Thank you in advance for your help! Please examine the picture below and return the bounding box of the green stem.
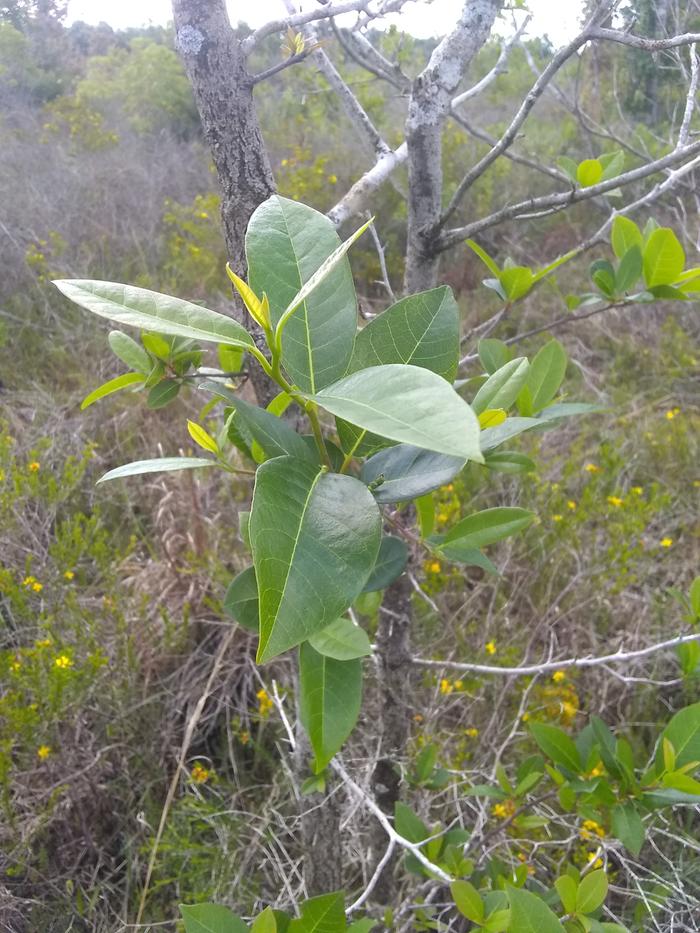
[339,429,366,474]
[307,404,332,469]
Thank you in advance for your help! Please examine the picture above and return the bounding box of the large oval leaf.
[180,903,248,933]
[507,885,566,932]
[223,567,259,633]
[643,227,685,288]
[657,701,700,770]
[250,457,381,662]
[299,642,362,772]
[362,535,408,591]
[53,280,254,349]
[443,507,534,549]
[246,195,357,392]
[348,286,459,382]
[313,364,482,462]
[361,443,464,503]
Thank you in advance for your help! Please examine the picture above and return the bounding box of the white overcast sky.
[65,0,584,47]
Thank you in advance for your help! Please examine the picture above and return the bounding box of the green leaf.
[690,577,700,617]
[299,643,362,772]
[348,286,459,383]
[443,507,534,549]
[54,280,254,350]
[478,338,512,374]
[250,457,381,662]
[199,381,313,463]
[147,379,180,409]
[518,339,567,415]
[335,420,392,460]
[360,444,464,504]
[577,870,608,914]
[394,802,429,842]
[362,535,408,591]
[347,921,376,933]
[615,245,642,293]
[437,544,499,575]
[599,149,624,180]
[557,156,578,181]
[466,239,501,276]
[288,892,346,933]
[643,227,685,287]
[577,159,603,187]
[142,332,172,359]
[223,567,259,633]
[554,875,578,914]
[480,416,542,451]
[415,493,435,539]
[499,266,534,301]
[246,195,357,392]
[611,801,645,855]
[451,880,484,923]
[529,722,581,773]
[108,330,152,374]
[657,702,700,769]
[180,903,249,933]
[507,885,566,932]
[96,456,216,484]
[472,358,529,415]
[313,364,483,462]
[611,216,643,259]
[188,420,219,454]
[308,617,372,660]
[483,450,536,474]
[251,908,277,933]
[80,372,144,411]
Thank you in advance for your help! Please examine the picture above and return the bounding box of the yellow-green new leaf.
[80,372,144,410]
[187,420,219,454]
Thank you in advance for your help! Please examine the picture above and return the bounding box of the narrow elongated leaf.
[108,330,152,374]
[308,617,372,660]
[299,643,362,772]
[180,903,249,933]
[223,567,259,633]
[483,450,536,474]
[518,339,567,415]
[348,286,459,382]
[360,444,464,503]
[250,457,381,662]
[96,457,215,484]
[658,702,700,769]
[611,215,643,259]
[444,507,534,549]
[437,544,499,575]
[313,364,482,462]
[466,239,501,276]
[643,227,685,287]
[472,358,529,415]
[188,420,219,454]
[507,885,565,932]
[288,892,346,933]
[246,196,357,392]
[147,379,180,409]
[81,372,144,410]
[362,535,408,591]
[480,416,542,451]
[54,280,254,349]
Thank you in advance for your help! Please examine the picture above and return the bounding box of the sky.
[65,0,584,47]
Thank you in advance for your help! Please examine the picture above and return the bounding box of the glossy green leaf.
[313,364,482,462]
[478,338,512,374]
[180,903,249,933]
[394,802,429,843]
[288,892,346,933]
[443,507,534,549]
[483,450,536,474]
[141,332,172,359]
[348,286,459,382]
[335,419,393,460]
[250,457,381,662]
[223,567,259,633]
[577,159,603,187]
[577,870,608,914]
[80,372,144,411]
[451,880,484,923]
[251,908,276,933]
[147,379,180,409]
[415,492,435,539]
[362,535,408,591]
[530,722,581,773]
[499,265,534,301]
[246,195,357,392]
[657,702,700,769]
[360,443,464,504]
[308,617,372,660]
[54,280,254,350]
[96,456,215,485]
[599,149,624,180]
[299,643,362,772]
[472,358,529,415]
[611,215,643,259]
[518,339,567,415]
[611,801,645,855]
[643,227,685,287]
[507,885,565,932]
[437,544,499,575]
[108,330,152,374]
[554,875,578,914]
[615,245,642,293]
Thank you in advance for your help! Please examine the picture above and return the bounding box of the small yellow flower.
[22,576,36,588]
[63,570,75,581]
[660,537,673,548]
[28,461,40,472]
[607,495,624,507]
[492,803,508,819]
[437,512,449,523]
[190,763,210,783]
[256,688,273,717]
[439,678,453,695]
[32,581,43,592]
[454,680,463,690]
[37,745,51,760]
[665,408,680,420]
[327,174,338,184]
[521,711,530,722]
[552,670,566,683]
[586,765,604,778]
[10,657,21,672]
[428,561,441,573]
[631,486,643,495]
[35,638,52,648]
[587,853,604,869]
[465,727,479,738]
[54,654,72,669]
[566,500,577,511]
[485,641,497,655]
[445,484,454,492]
[584,463,600,473]
[552,514,563,522]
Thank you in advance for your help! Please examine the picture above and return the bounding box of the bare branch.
[242,0,374,53]
[451,13,531,108]
[332,21,410,90]
[588,27,700,51]
[678,43,699,147]
[251,49,310,85]
[411,631,700,677]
